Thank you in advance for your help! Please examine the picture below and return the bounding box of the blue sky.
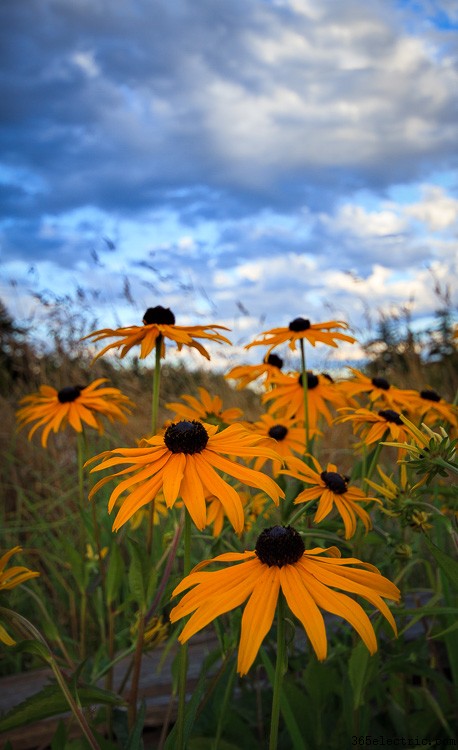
[1,0,457,371]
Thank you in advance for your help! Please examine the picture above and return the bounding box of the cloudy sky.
[1,0,457,370]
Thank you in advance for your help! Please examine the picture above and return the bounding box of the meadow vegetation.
[0,291,457,750]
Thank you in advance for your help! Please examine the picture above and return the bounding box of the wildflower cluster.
[6,303,457,749]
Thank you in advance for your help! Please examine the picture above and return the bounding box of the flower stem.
[365,436,386,482]
[128,611,146,728]
[147,337,162,556]
[299,339,310,453]
[76,431,86,508]
[176,510,192,750]
[269,593,287,750]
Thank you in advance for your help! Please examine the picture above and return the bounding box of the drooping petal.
[237,565,280,675]
[280,564,327,660]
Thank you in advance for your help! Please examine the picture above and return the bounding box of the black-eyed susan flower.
[87,421,284,533]
[263,371,346,426]
[166,386,243,426]
[246,317,355,355]
[249,413,308,473]
[16,379,133,447]
[225,354,284,390]
[83,305,231,362]
[281,456,378,539]
[170,525,399,675]
[335,407,411,450]
[337,369,411,410]
[404,388,458,429]
[0,546,40,646]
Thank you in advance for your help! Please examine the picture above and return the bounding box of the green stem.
[288,503,308,527]
[76,431,86,508]
[364,436,386,483]
[147,338,163,556]
[299,339,310,453]
[128,611,146,728]
[269,593,287,750]
[213,660,237,750]
[176,510,192,750]
[433,456,458,475]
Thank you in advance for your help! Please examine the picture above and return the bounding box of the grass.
[0,315,457,750]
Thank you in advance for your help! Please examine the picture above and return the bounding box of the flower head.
[87,421,284,533]
[263,371,347,426]
[166,387,243,426]
[281,456,378,538]
[83,305,231,362]
[404,388,458,429]
[170,525,399,675]
[338,369,412,411]
[0,546,40,646]
[246,318,355,355]
[335,407,411,451]
[249,413,308,474]
[225,354,284,390]
[16,379,133,447]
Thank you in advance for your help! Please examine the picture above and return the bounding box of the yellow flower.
[263,371,346,426]
[166,387,243,425]
[225,354,284,390]
[281,456,378,539]
[246,317,355,355]
[0,547,40,646]
[87,421,284,533]
[82,305,231,361]
[170,525,399,675]
[403,388,458,429]
[16,379,133,447]
[335,407,411,450]
[249,413,308,474]
[337,369,412,410]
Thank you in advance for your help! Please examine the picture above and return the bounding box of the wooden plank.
[0,631,219,750]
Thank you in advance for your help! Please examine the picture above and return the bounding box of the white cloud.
[404,185,458,230]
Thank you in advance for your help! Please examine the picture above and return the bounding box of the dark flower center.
[265,353,283,369]
[320,471,348,494]
[371,376,390,390]
[378,409,403,425]
[57,386,84,403]
[143,306,176,325]
[255,526,305,567]
[289,317,311,332]
[298,372,319,389]
[420,389,441,402]
[164,420,209,454]
[268,424,288,441]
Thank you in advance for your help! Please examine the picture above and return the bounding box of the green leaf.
[124,700,145,750]
[50,720,68,750]
[13,638,52,663]
[65,545,88,591]
[106,542,124,605]
[348,641,375,709]
[423,534,458,589]
[430,620,458,639]
[0,683,124,733]
[127,540,147,608]
[146,568,158,604]
[164,650,220,750]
